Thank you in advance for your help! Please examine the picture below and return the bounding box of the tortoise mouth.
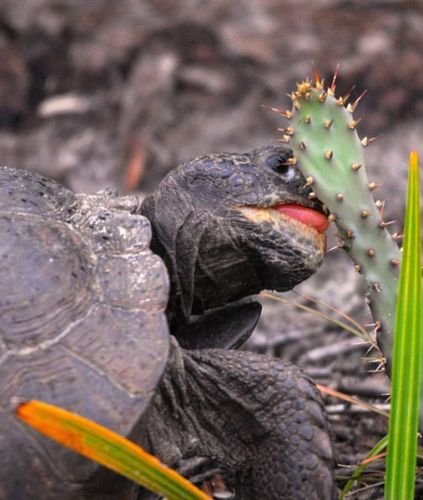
[238,199,329,235]
[272,203,329,233]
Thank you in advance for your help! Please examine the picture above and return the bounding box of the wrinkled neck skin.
[183,216,263,314]
[135,339,334,500]
[140,182,265,330]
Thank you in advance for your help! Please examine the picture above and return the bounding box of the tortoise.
[0,144,335,499]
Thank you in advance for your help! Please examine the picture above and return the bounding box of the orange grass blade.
[361,452,387,466]
[316,384,389,418]
[16,400,211,500]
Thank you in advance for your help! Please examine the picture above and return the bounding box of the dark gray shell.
[0,166,170,499]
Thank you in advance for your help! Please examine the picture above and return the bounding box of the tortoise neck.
[191,220,262,314]
[141,194,262,331]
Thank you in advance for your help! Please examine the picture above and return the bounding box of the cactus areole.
[278,75,401,371]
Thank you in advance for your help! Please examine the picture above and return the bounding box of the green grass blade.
[16,400,211,500]
[385,151,422,499]
[340,435,388,498]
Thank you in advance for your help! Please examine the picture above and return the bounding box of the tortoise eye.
[265,153,292,175]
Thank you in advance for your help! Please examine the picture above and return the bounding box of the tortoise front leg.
[141,342,336,500]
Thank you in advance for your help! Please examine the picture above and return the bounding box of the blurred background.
[0,0,422,215]
[1,0,422,493]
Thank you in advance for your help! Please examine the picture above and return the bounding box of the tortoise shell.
[0,166,169,498]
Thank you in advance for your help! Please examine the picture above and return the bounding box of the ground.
[1,1,423,498]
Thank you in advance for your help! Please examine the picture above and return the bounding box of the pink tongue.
[275,204,329,233]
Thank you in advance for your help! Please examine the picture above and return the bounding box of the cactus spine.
[279,75,401,370]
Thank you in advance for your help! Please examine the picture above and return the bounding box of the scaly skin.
[137,340,335,500]
[278,77,401,370]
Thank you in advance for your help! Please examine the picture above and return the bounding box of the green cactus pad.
[280,78,401,368]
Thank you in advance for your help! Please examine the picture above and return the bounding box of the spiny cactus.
[277,72,401,371]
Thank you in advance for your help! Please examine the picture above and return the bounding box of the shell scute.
[0,213,95,349]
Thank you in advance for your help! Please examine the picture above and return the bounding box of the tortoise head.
[141,145,328,327]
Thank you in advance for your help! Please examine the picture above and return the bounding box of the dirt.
[1,1,423,498]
